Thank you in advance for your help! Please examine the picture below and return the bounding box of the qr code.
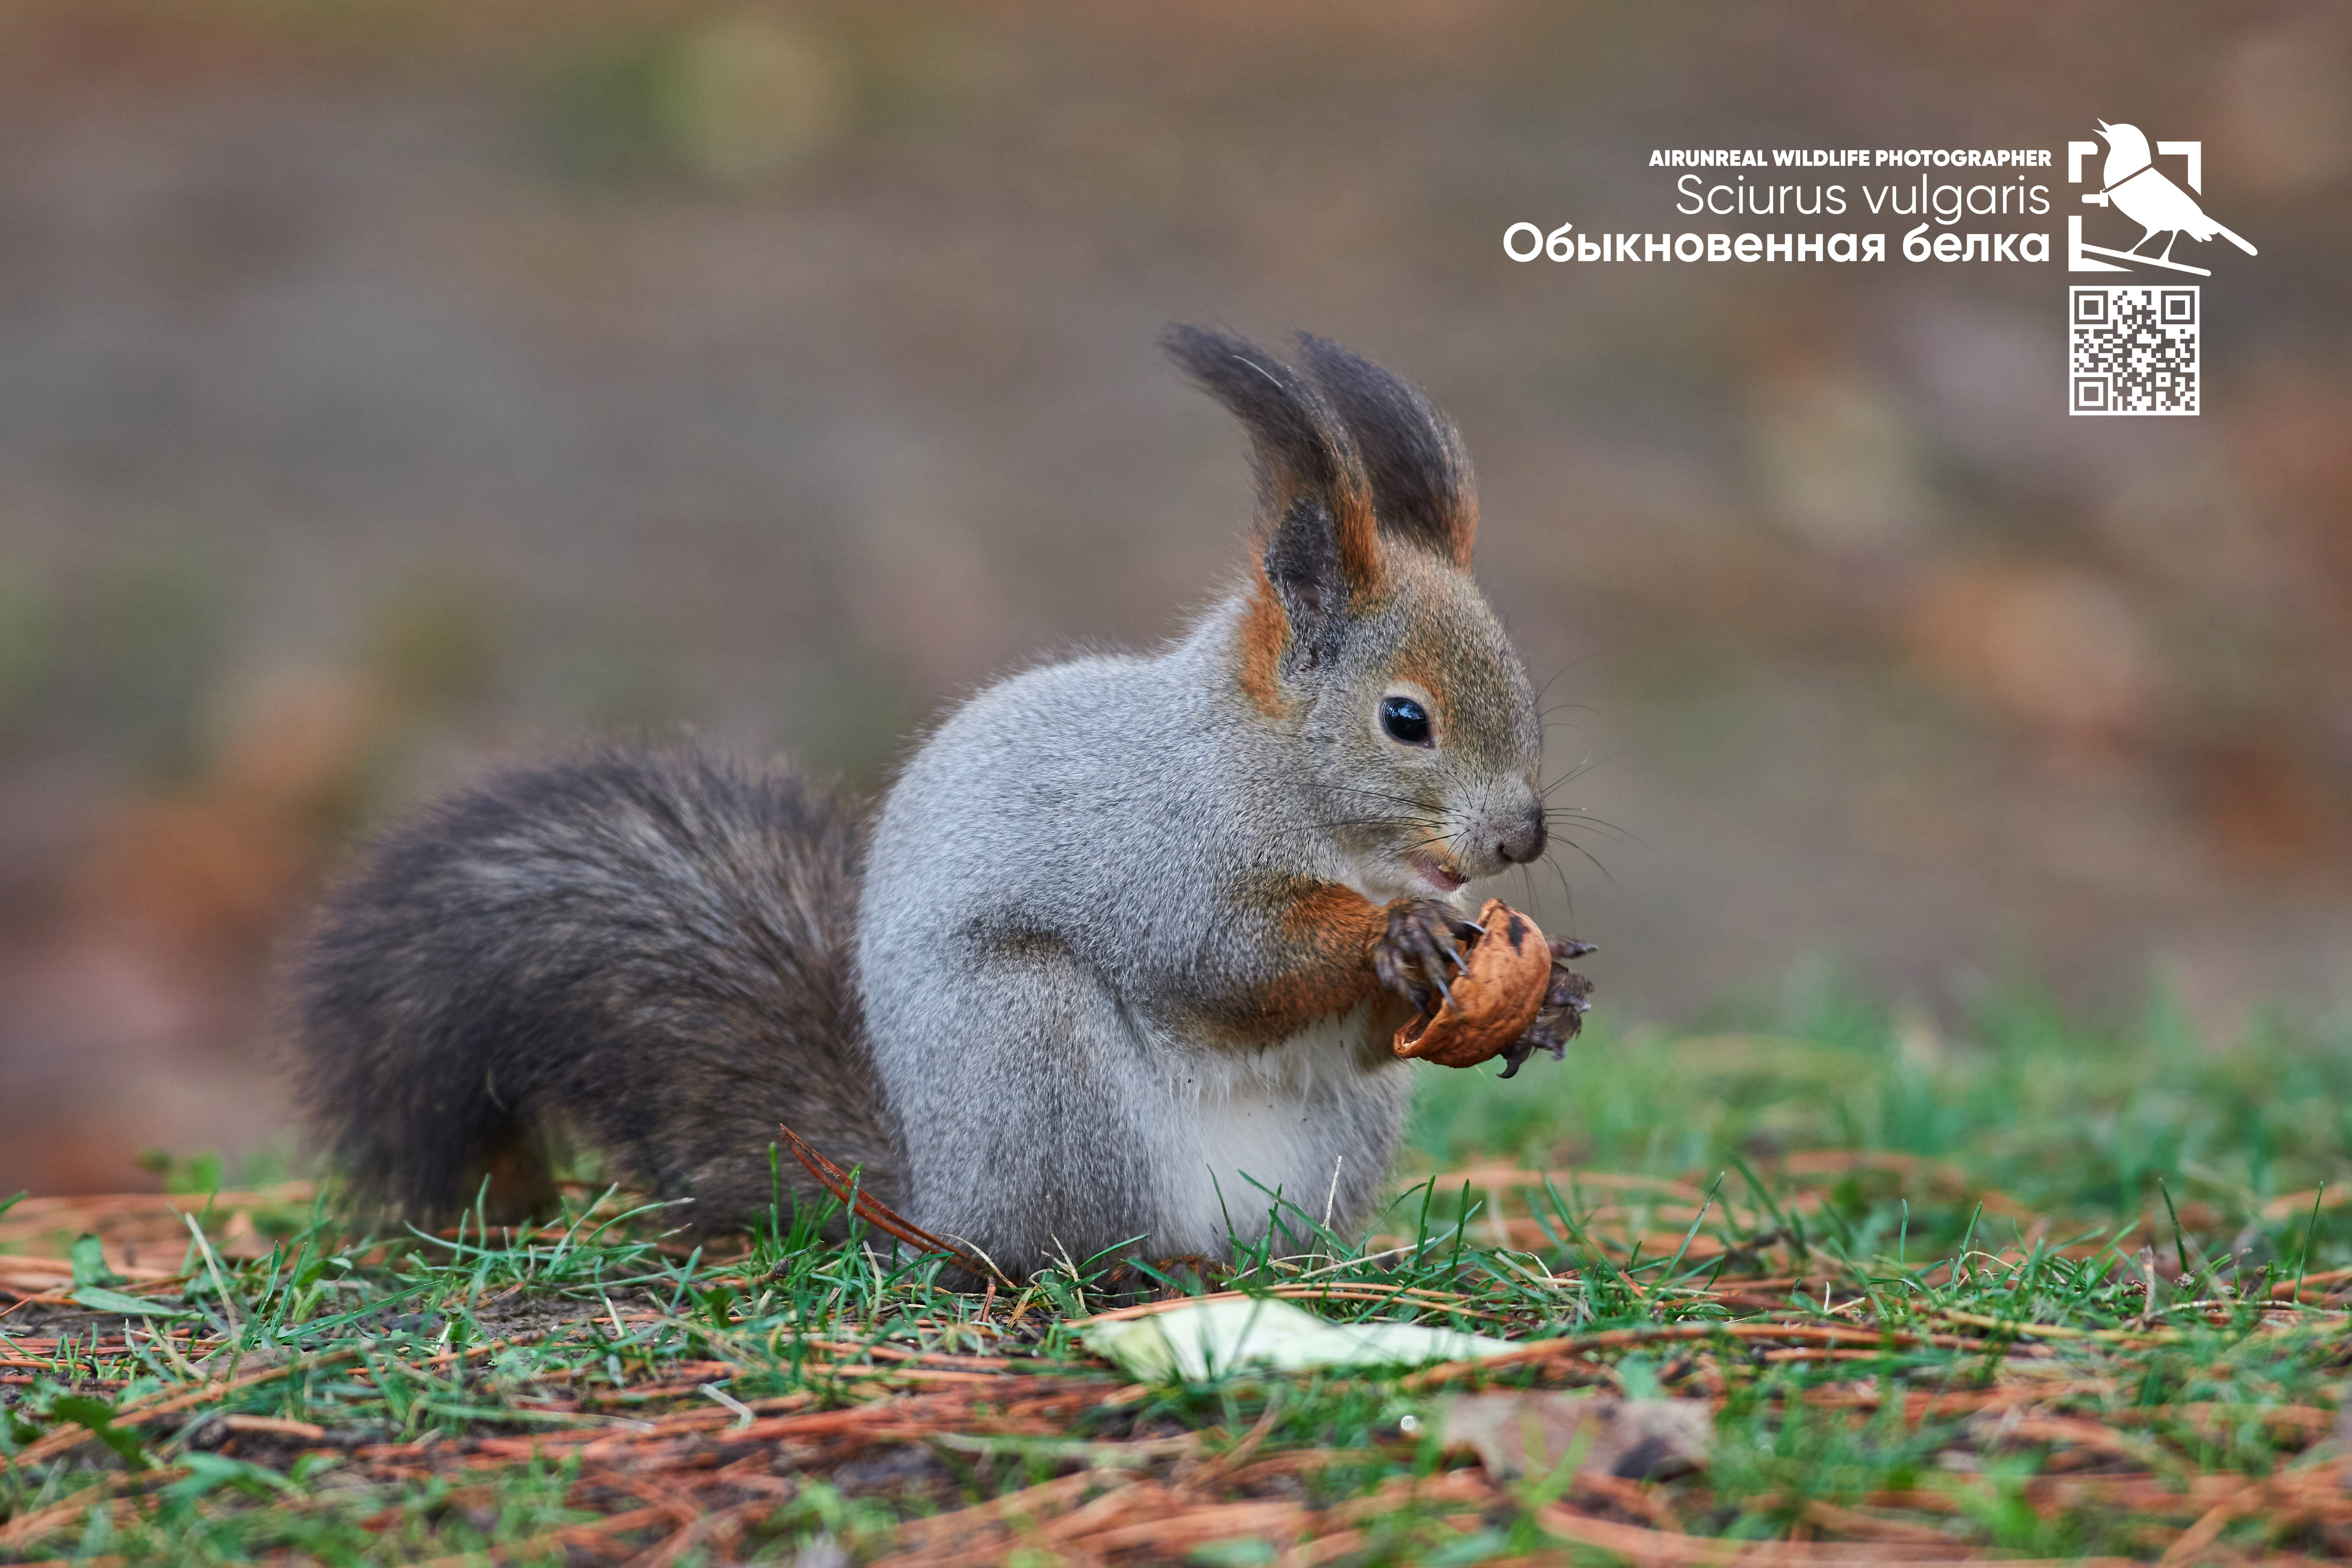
[2070,287,2198,415]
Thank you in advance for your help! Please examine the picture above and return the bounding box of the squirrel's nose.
[1495,807,1546,866]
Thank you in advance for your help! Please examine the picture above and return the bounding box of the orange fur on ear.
[1237,569,1289,718]
[1312,448,1385,598]
[1166,325,1402,709]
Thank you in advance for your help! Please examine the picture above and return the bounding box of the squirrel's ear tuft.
[1294,334,1477,568]
[1162,325,1384,635]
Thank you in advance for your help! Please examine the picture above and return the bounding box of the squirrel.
[290,326,1594,1283]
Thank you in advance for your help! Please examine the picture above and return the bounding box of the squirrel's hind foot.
[1099,1254,1228,1303]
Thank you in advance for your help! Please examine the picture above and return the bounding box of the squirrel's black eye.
[1380,695,1433,747]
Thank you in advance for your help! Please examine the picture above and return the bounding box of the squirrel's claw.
[1499,1000,1582,1079]
[1546,969,1592,1010]
[1499,951,1595,1078]
[1372,898,1470,1017]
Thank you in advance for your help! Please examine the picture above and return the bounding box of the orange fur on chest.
[1197,879,1397,1047]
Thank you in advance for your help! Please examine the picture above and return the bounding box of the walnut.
[1391,898,1551,1069]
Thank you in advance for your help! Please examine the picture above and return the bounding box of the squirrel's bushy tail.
[291,747,892,1231]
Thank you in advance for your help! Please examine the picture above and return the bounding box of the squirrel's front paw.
[1371,898,1482,1018]
[1497,937,1597,1079]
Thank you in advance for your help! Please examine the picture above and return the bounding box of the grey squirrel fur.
[291,327,1591,1282]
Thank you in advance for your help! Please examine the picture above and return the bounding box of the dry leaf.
[1084,1299,1518,1383]
[1438,1390,1711,1481]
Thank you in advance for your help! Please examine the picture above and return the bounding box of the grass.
[3,973,2349,1564]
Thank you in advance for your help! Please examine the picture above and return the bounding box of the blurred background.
[1,0,2347,1195]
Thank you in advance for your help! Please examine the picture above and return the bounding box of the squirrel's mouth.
[1409,850,1466,894]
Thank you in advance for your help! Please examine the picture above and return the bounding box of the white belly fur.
[1145,1002,1401,1259]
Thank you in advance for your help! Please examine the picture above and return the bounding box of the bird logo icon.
[2070,122,2256,276]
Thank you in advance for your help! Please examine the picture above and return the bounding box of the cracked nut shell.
[1392,898,1551,1069]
